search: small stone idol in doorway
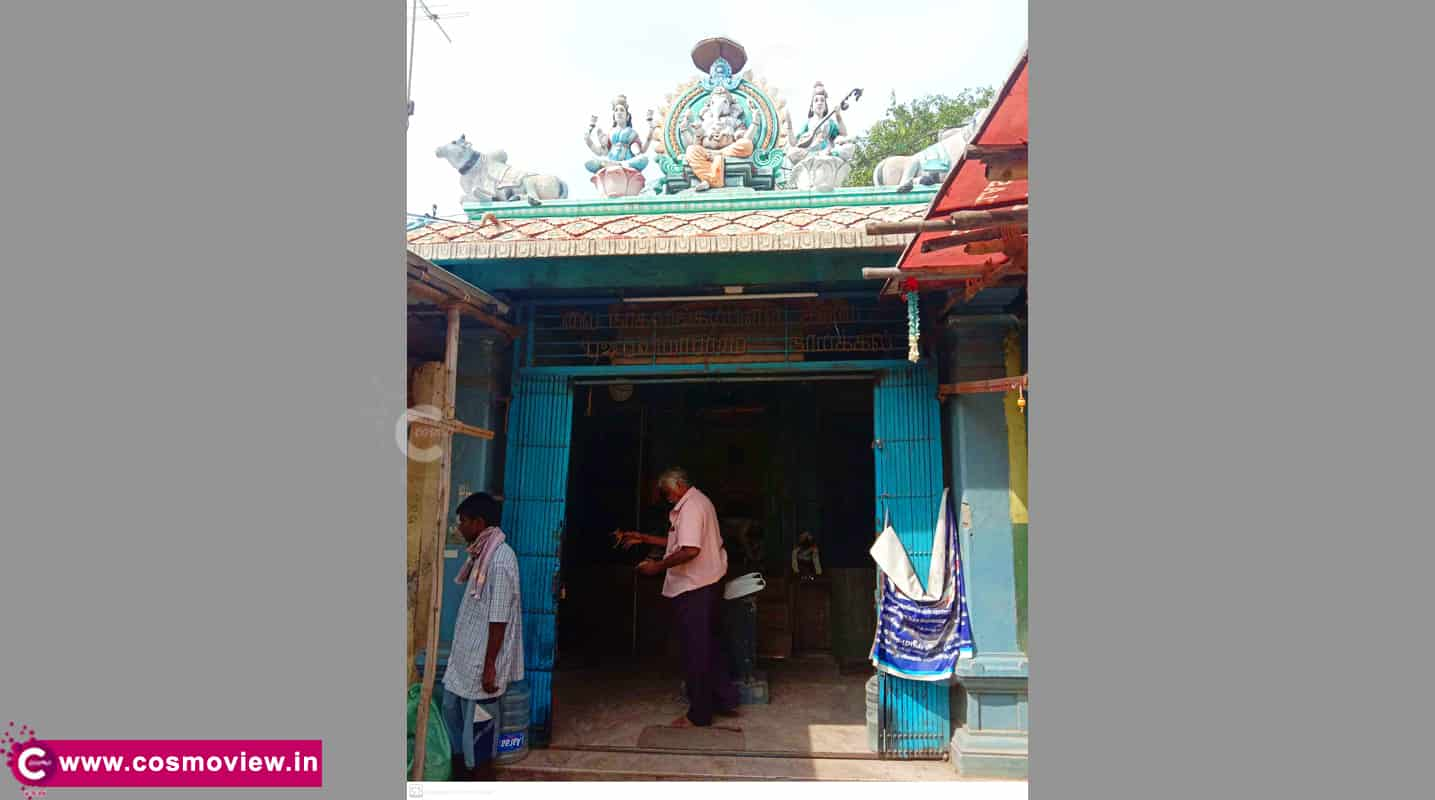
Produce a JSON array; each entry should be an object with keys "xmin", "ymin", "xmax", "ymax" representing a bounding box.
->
[{"xmin": 791, "ymin": 531, "xmax": 822, "ymax": 581}]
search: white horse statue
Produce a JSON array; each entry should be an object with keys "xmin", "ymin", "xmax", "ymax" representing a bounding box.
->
[
  {"xmin": 872, "ymin": 113, "xmax": 984, "ymax": 192},
  {"xmin": 435, "ymin": 135, "xmax": 568, "ymax": 206}
]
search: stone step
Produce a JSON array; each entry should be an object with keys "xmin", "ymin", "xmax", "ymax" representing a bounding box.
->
[{"xmin": 496, "ymin": 747, "xmax": 969, "ymax": 781}]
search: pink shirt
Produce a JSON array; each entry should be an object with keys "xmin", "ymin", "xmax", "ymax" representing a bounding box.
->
[{"xmin": 662, "ymin": 486, "xmax": 728, "ymax": 598}]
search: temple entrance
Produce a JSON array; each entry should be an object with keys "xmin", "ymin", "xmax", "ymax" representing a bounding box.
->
[{"xmin": 551, "ymin": 377, "xmax": 879, "ymax": 757}]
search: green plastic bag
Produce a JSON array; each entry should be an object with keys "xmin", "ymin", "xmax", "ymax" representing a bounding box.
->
[{"xmin": 407, "ymin": 684, "xmax": 453, "ymax": 781}]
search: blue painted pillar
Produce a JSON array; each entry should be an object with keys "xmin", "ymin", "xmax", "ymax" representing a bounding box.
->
[{"xmin": 943, "ymin": 318, "xmax": 1029, "ymax": 778}]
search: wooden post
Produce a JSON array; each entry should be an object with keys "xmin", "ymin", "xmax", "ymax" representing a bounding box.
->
[
  {"xmin": 406, "ymin": 364, "xmax": 445, "ymax": 685},
  {"xmin": 411, "ymin": 305, "xmax": 462, "ymax": 781}
]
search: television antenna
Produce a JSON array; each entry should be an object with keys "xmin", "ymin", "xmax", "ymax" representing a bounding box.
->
[{"xmin": 407, "ymin": 1, "xmax": 466, "ymax": 128}]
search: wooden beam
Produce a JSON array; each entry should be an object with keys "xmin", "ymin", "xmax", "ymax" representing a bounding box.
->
[
  {"xmin": 406, "ymin": 250, "xmax": 510, "ymax": 316},
  {"xmin": 938, "ymin": 374, "xmax": 1028, "ymax": 400},
  {"xmin": 964, "ymin": 240, "xmax": 1007, "ymax": 255},
  {"xmin": 866, "ymin": 204, "xmax": 1028, "ymax": 236},
  {"xmin": 411, "ymin": 306, "xmax": 461, "ymax": 781},
  {"xmin": 960, "ymin": 250, "xmax": 1028, "ymax": 303},
  {"xmin": 407, "ymin": 281, "xmax": 522, "ymax": 341},
  {"xmin": 966, "ymin": 144, "xmax": 1028, "ymax": 181},
  {"xmin": 920, "ymin": 224, "xmax": 1028, "ymax": 253},
  {"xmin": 948, "ymin": 205, "xmax": 1027, "ymax": 228},
  {"xmin": 985, "ymin": 161, "xmax": 1028, "ymax": 181},
  {"xmin": 405, "ymin": 410, "xmax": 496, "ymax": 441},
  {"xmin": 965, "ymin": 144, "xmax": 1027, "ymax": 160},
  {"xmin": 867, "ymin": 219, "xmax": 958, "ymax": 236},
  {"xmin": 864, "ymin": 265, "xmax": 990, "ymax": 280}
]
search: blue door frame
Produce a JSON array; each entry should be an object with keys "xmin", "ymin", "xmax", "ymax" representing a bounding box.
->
[{"xmin": 501, "ymin": 356, "xmax": 949, "ymax": 756}]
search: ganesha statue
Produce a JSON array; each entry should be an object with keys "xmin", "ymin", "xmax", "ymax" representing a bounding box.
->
[
  {"xmin": 650, "ymin": 37, "xmax": 790, "ymax": 194},
  {"xmin": 678, "ymin": 85, "xmax": 755, "ymax": 191}
]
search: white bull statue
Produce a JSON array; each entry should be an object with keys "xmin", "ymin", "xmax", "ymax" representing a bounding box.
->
[
  {"xmin": 871, "ymin": 114, "xmax": 984, "ymax": 193},
  {"xmin": 435, "ymin": 135, "xmax": 568, "ymax": 206}
]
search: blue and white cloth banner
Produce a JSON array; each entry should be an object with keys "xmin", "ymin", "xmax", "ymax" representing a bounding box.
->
[{"xmin": 869, "ymin": 488, "xmax": 974, "ymax": 681}]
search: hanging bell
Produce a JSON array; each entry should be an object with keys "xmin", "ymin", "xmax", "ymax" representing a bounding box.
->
[{"xmin": 1017, "ymin": 385, "xmax": 1027, "ymax": 413}]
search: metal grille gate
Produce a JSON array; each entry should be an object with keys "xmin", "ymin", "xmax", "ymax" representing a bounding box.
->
[
  {"xmin": 499, "ymin": 373, "xmax": 573, "ymax": 744},
  {"xmin": 873, "ymin": 363, "xmax": 950, "ymax": 758}
]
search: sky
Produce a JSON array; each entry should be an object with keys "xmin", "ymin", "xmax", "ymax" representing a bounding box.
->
[{"xmin": 405, "ymin": 1, "xmax": 1027, "ymax": 219}]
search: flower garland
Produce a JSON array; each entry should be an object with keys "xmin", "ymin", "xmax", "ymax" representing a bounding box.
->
[{"xmin": 902, "ymin": 277, "xmax": 920, "ymax": 363}]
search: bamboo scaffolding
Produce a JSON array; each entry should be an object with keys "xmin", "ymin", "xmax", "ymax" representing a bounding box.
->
[{"xmin": 411, "ymin": 305, "xmax": 461, "ymax": 781}]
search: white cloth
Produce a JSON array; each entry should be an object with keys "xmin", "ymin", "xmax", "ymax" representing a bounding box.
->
[
  {"xmin": 868, "ymin": 489, "xmax": 974, "ymax": 681},
  {"xmin": 869, "ymin": 489, "xmax": 952, "ymax": 602}
]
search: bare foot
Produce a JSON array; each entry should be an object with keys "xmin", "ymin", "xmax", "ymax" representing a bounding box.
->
[{"xmin": 669, "ymin": 713, "xmax": 742, "ymax": 731}]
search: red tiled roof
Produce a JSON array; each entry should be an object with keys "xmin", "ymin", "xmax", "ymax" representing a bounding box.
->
[
  {"xmin": 406, "ymin": 205, "xmax": 923, "ymax": 260},
  {"xmin": 896, "ymin": 49, "xmax": 1029, "ymax": 286}
]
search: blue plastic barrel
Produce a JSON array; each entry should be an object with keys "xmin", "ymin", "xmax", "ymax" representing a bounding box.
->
[{"xmin": 495, "ymin": 681, "xmax": 530, "ymax": 764}]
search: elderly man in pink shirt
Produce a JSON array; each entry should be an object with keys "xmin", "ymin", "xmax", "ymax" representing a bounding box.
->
[{"xmin": 615, "ymin": 467, "xmax": 740, "ymax": 728}]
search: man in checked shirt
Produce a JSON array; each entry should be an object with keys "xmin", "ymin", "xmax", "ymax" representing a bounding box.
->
[{"xmin": 441, "ymin": 492, "xmax": 524, "ymax": 780}]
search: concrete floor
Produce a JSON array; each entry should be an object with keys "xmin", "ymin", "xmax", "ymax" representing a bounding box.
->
[
  {"xmin": 494, "ymin": 654, "xmax": 983, "ymax": 781},
  {"xmin": 547, "ymin": 654, "xmax": 872, "ymax": 754}
]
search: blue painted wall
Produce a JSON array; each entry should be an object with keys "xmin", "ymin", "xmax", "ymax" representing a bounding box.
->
[{"xmin": 953, "ymin": 392, "xmax": 1020, "ymax": 656}]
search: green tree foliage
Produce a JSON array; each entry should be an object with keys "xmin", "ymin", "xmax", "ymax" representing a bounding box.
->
[{"xmin": 844, "ymin": 88, "xmax": 996, "ymax": 187}]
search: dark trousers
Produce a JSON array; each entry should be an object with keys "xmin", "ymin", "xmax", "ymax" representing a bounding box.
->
[{"xmin": 671, "ymin": 582, "xmax": 739, "ymax": 726}]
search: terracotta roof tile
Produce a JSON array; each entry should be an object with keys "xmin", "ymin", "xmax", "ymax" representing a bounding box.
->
[
  {"xmin": 601, "ymin": 218, "xmax": 641, "ymax": 235},
  {"xmin": 648, "ymin": 216, "xmax": 687, "ymax": 233},
  {"xmin": 762, "ymin": 221, "xmax": 801, "ymax": 234},
  {"xmin": 559, "ymin": 219, "xmax": 599, "ymax": 236},
  {"xmin": 406, "ymin": 204, "xmax": 924, "ymax": 259}
]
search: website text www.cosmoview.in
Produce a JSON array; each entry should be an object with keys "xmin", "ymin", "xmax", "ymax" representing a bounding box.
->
[{"xmin": 7, "ymin": 739, "xmax": 322, "ymax": 789}]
